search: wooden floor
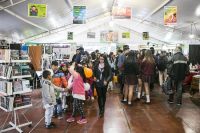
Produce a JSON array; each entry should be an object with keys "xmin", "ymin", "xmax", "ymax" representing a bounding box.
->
[{"xmin": 1, "ymin": 86, "xmax": 200, "ymax": 133}]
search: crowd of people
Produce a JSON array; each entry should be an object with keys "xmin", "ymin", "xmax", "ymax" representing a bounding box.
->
[{"xmin": 41, "ymin": 45, "xmax": 189, "ymax": 129}]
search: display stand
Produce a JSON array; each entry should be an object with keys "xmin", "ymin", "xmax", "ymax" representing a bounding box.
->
[{"xmin": 0, "ymin": 44, "xmax": 32, "ymax": 133}]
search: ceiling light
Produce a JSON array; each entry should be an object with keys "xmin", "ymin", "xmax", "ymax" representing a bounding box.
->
[
  {"xmin": 195, "ymin": 5, "xmax": 200, "ymax": 16},
  {"xmin": 102, "ymin": 2, "xmax": 107, "ymax": 9},
  {"xmin": 109, "ymin": 21, "xmax": 114, "ymax": 27},
  {"xmin": 189, "ymin": 34, "xmax": 195, "ymax": 39},
  {"xmin": 165, "ymin": 32, "xmax": 173, "ymax": 40}
]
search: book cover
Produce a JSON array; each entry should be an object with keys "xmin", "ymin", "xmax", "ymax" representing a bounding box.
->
[
  {"xmin": 12, "ymin": 65, "xmax": 22, "ymax": 76},
  {"xmin": 21, "ymin": 79, "xmax": 31, "ymax": 91},
  {"xmin": 13, "ymin": 80, "xmax": 23, "ymax": 92},
  {"xmin": 0, "ymin": 49, "xmax": 5, "ymax": 60},
  {"xmin": 10, "ymin": 50, "xmax": 19, "ymax": 60}
]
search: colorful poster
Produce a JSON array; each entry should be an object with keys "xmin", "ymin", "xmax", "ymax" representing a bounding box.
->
[
  {"xmin": 122, "ymin": 32, "xmax": 130, "ymax": 39},
  {"xmin": 112, "ymin": 7, "xmax": 131, "ymax": 19},
  {"xmin": 100, "ymin": 31, "xmax": 118, "ymax": 42},
  {"xmin": 73, "ymin": 6, "xmax": 86, "ymax": 24},
  {"xmin": 87, "ymin": 32, "xmax": 95, "ymax": 38},
  {"xmin": 164, "ymin": 6, "xmax": 177, "ymax": 26},
  {"xmin": 28, "ymin": 3, "xmax": 47, "ymax": 18},
  {"xmin": 67, "ymin": 32, "xmax": 73, "ymax": 40},
  {"xmin": 142, "ymin": 32, "xmax": 149, "ymax": 40}
]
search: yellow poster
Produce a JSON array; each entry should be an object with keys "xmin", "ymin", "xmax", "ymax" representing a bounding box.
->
[
  {"xmin": 122, "ymin": 32, "xmax": 130, "ymax": 39},
  {"xmin": 28, "ymin": 4, "xmax": 47, "ymax": 18},
  {"xmin": 164, "ymin": 6, "xmax": 177, "ymax": 26}
]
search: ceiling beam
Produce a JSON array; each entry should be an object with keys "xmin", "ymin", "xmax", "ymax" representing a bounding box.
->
[
  {"xmin": 65, "ymin": 0, "xmax": 73, "ymax": 9},
  {"xmin": 0, "ymin": 0, "xmax": 26, "ymax": 11},
  {"xmin": 135, "ymin": 0, "xmax": 171, "ymax": 26},
  {"xmin": 0, "ymin": 5, "xmax": 49, "ymax": 32},
  {"xmin": 176, "ymin": 20, "xmax": 200, "ymax": 30},
  {"xmin": 10, "ymin": 0, "xmax": 13, "ymax": 5}
]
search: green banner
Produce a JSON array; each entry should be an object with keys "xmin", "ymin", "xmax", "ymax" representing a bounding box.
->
[
  {"xmin": 68, "ymin": 32, "xmax": 73, "ymax": 40},
  {"xmin": 143, "ymin": 32, "xmax": 149, "ymax": 40},
  {"xmin": 73, "ymin": 6, "xmax": 86, "ymax": 24},
  {"xmin": 28, "ymin": 3, "xmax": 47, "ymax": 18},
  {"xmin": 122, "ymin": 32, "xmax": 130, "ymax": 38}
]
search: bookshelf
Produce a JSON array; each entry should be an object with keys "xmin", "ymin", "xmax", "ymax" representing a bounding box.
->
[{"xmin": 0, "ymin": 44, "xmax": 32, "ymax": 133}]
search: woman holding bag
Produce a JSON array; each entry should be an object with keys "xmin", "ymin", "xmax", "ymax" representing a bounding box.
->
[{"xmin": 93, "ymin": 54, "xmax": 112, "ymax": 117}]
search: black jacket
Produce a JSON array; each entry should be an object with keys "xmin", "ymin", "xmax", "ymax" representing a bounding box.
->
[
  {"xmin": 167, "ymin": 52, "xmax": 188, "ymax": 81},
  {"xmin": 93, "ymin": 64, "xmax": 112, "ymax": 88}
]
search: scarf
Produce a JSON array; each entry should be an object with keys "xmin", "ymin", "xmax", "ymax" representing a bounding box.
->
[{"xmin": 98, "ymin": 63, "xmax": 104, "ymax": 80}]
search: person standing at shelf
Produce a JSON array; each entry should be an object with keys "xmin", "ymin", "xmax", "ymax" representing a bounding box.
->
[
  {"xmin": 51, "ymin": 61, "xmax": 68, "ymax": 119},
  {"xmin": 42, "ymin": 70, "xmax": 56, "ymax": 129}
]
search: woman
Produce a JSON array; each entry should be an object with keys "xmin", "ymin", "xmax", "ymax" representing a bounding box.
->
[
  {"xmin": 93, "ymin": 54, "xmax": 112, "ymax": 117},
  {"xmin": 136, "ymin": 49, "xmax": 146, "ymax": 100},
  {"xmin": 107, "ymin": 52, "xmax": 116, "ymax": 90},
  {"xmin": 121, "ymin": 51, "xmax": 139, "ymax": 105},
  {"xmin": 141, "ymin": 50, "xmax": 156, "ymax": 103}
]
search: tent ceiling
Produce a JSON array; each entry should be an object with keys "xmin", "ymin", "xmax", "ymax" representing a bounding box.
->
[{"xmin": 0, "ymin": 0, "xmax": 199, "ymax": 43}]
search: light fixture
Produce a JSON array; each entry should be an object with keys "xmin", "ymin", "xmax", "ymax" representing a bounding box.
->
[
  {"xmin": 109, "ymin": 21, "xmax": 114, "ymax": 27},
  {"xmin": 165, "ymin": 31, "xmax": 173, "ymax": 40},
  {"xmin": 195, "ymin": 5, "xmax": 200, "ymax": 16},
  {"xmin": 189, "ymin": 24, "xmax": 195, "ymax": 39}
]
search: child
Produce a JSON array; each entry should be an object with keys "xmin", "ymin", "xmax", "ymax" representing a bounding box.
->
[
  {"xmin": 41, "ymin": 70, "xmax": 56, "ymax": 129},
  {"xmin": 51, "ymin": 61, "xmax": 68, "ymax": 119},
  {"xmin": 66, "ymin": 63, "xmax": 87, "ymax": 124}
]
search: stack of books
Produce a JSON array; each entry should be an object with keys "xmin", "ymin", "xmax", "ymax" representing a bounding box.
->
[{"xmin": 0, "ymin": 96, "xmax": 14, "ymax": 111}]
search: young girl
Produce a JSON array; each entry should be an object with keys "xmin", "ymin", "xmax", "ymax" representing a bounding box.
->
[{"xmin": 66, "ymin": 63, "xmax": 87, "ymax": 124}]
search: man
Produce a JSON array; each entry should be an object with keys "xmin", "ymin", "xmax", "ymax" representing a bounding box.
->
[
  {"xmin": 168, "ymin": 47, "xmax": 188, "ymax": 106},
  {"xmin": 117, "ymin": 45, "xmax": 129, "ymax": 95},
  {"xmin": 75, "ymin": 47, "xmax": 84, "ymax": 64},
  {"xmin": 72, "ymin": 49, "xmax": 80, "ymax": 63}
]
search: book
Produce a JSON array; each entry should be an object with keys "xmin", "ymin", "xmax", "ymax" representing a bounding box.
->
[
  {"xmin": 10, "ymin": 50, "xmax": 19, "ymax": 60},
  {"xmin": 13, "ymin": 80, "xmax": 22, "ymax": 92},
  {"xmin": 12, "ymin": 65, "xmax": 22, "ymax": 76},
  {"xmin": 20, "ymin": 65, "xmax": 31, "ymax": 75},
  {"xmin": 21, "ymin": 79, "xmax": 31, "ymax": 91}
]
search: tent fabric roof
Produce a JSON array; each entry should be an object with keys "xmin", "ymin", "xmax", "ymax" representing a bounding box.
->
[{"xmin": 0, "ymin": 0, "xmax": 199, "ymax": 44}]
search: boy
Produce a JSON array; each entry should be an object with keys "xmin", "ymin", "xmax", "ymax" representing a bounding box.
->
[
  {"xmin": 42, "ymin": 70, "xmax": 56, "ymax": 129},
  {"xmin": 51, "ymin": 61, "xmax": 68, "ymax": 119}
]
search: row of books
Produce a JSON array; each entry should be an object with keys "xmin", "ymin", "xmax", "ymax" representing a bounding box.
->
[
  {"xmin": 0, "ymin": 95, "xmax": 31, "ymax": 111},
  {"xmin": 0, "ymin": 79, "xmax": 31, "ymax": 95},
  {"xmin": 0, "ymin": 65, "xmax": 31, "ymax": 78},
  {"xmin": 0, "ymin": 48, "xmax": 29, "ymax": 61}
]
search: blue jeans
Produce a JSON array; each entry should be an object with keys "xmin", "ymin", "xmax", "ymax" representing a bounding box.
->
[
  {"xmin": 53, "ymin": 98, "xmax": 62, "ymax": 116},
  {"xmin": 169, "ymin": 80, "xmax": 183, "ymax": 104}
]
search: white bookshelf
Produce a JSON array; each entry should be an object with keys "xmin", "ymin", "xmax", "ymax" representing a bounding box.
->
[
  {"xmin": 0, "ymin": 46, "xmax": 32, "ymax": 133},
  {"xmin": 0, "ymin": 60, "xmax": 31, "ymax": 63},
  {"xmin": 13, "ymin": 89, "xmax": 32, "ymax": 95}
]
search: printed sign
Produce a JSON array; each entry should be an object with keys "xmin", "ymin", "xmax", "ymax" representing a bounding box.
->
[
  {"xmin": 100, "ymin": 31, "xmax": 118, "ymax": 42},
  {"xmin": 73, "ymin": 6, "xmax": 86, "ymax": 24},
  {"xmin": 67, "ymin": 32, "xmax": 73, "ymax": 40},
  {"xmin": 122, "ymin": 32, "xmax": 130, "ymax": 39},
  {"xmin": 164, "ymin": 6, "xmax": 177, "ymax": 26},
  {"xmin": 142, "ymin": 32, "xmax": 149, "ymax": 40},
  {"xmin": 112, "ymin": 7, "xmax": 131, "ymax": 19},
  {"xmin": 87, "ymin": 32, "xmax": 95, "ymax": 38},
  {"xmin": 28, "ymin": 3, "xmax": 47, "ymax": 18}
]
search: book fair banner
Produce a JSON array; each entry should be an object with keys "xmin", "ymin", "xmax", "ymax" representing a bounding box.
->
[
  {"xmin": 164, "ymin": 6, "xmax": 177, "ymax": 26},
  {"xmin": 112, "ymin": 6, "xmax": 131, "ymax": 19},
  {"xmin": 67, "ymin": 32, "xmax": 73, "ymax": 40},
  {"xmin": 28, "ymin": 3, "xmax": 47, "ymax": 18},
  {"xmin": 100, "ymin": 31, "xmax": 118, "ymax": 43},
  {"xmin": 87, "ymin": 32, "xmax": 95, "ymax": 38},
  {"xmin": 122, "ymin": 32, "xmax": 130, "ymax": 39},
  {"xmin": 73, "ymin": 6, "xmax": 86, "ymax": 24},
  {"xmin": 142, "ymin": 32, "xmax": 149, "ymax": 40}
]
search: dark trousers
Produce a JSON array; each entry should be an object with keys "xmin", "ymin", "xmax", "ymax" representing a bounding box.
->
[
  {"xmin": 169, "ymin": 80, "xmax": 183, "ymax": 104},
  {"xmin": 96, "ymin": 86, "xmax": 107, "ymax": 113},
  {"xmin": 118, "ymin": 73, "xmax": 124, "ymax": 94},
  {"xmin": 72, "ymin": 98, "xmax": 85, "ymax": 118}
]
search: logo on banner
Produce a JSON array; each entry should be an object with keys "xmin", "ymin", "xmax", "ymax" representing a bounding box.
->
[
  {"xmin": 122, "ymin": 32, "xmax": 130, "ymax": 39},
  {"xmin": 112, "ymin": 6, "xmax": 131, "ymax": 19},
  {"xmin": 67, "ymin": 32, "xmax": 73, "ymax": 40},
  {"xmin": 100, "ymin": 31, "xmax": 118, "ymax": 43},
  {"xmin": 87, "ymin": 32, "xmax": 95, "ymax": 39},
  {"xmin": 143, "ymin": 32, "xmax": 149, "ymax": 40}
]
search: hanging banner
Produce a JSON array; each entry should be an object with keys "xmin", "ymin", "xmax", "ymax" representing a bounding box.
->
[
  {"xmin": 73, "ymin": 6, "xmax": 86, "ymax": 24},
  {"xmin": 142, "ymin": 32, "xmax": 149, "ymax": 40},
  {"xmin": 112, "ymin": 7, "xmax": 131, "ymax": 19},
  {"xmin": 87, "ymin": 32, "xmax": 95, "ymax": 38},
  {"xmin": 164, "ymin": 6, "xmax": 177, "ymax": 26},
  {"xmin": 28, "ymin": 3, "xmax": 47, "ymax": 18},
  {"xmin": 100, "ymin": 31, "xmax": 118, "ymax": 43},
  {"xmin": 67, "ymin": 32, "xmax": 73, "ymax": 40},
  {"xmin": 122, "ymin": 32, "xmax": 130, "ymax": 39}
]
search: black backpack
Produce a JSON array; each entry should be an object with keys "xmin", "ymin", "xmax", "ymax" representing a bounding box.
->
[{"xmin": 157, "ymin": 56, "xmax": 167, "ymax": 71}]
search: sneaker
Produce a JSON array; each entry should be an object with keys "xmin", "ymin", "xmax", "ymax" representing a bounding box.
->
[
  {"xmin": 121, "ymin": 100, "xmax": 127, "ymax": 104},
  {"xmin": 66, "ymin": 117, "xmax": 75, "ymax": 123},
  {"xmin": 167, "ymin": 99, "xmax": 174, "ymax": 104},
  {"xmin": 177, "ymin": 103, "xmax": 182, "ymax": 106},
  {"xmin": 58, "ymin": 116, "xmax": 63, "ymax": 120},
  {"xmin": 77, "ymin": 119, "xmax": 87, "ymax": 124},
  {"xmin": 45, "ymin": 123, "xmax": 56, "ymax": 129}
]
